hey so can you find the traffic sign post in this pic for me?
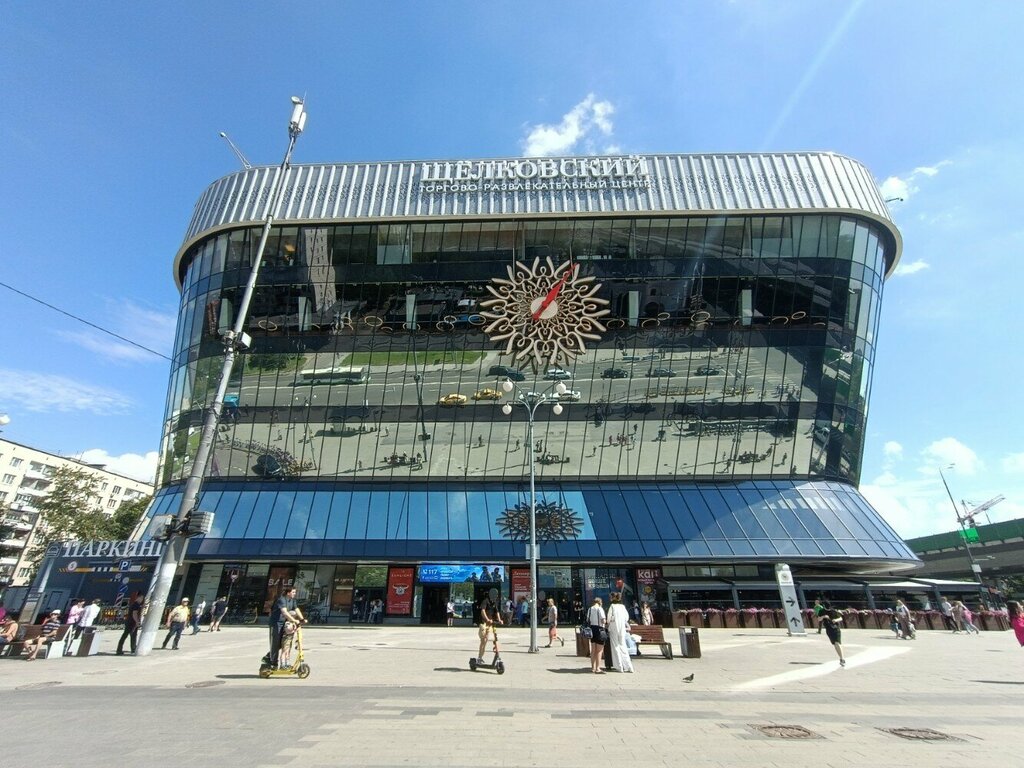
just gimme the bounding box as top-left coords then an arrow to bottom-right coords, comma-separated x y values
775,563 -> 806,636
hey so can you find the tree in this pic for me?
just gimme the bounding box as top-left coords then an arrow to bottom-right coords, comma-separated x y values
28,467 -> 148,564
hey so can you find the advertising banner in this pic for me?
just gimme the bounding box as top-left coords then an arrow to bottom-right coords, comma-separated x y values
636,566 -> 662,604
418,563 -> 505,583
511,568 -> 531,603
387,567 -> 415,615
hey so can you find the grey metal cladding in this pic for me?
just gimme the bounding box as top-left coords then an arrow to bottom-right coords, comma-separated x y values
180,151 -> 900,258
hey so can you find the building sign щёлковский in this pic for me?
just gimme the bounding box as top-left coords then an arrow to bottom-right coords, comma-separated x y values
419,156 -> 652,194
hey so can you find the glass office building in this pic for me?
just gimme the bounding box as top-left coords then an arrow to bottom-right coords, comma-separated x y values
147,153 -> 919,623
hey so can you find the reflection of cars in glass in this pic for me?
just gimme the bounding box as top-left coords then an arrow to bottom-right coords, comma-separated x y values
602,368 -> 630,379
438,393 -> 468,407
544,367 -> 573,380
488,365 -> 525,381
696,366 -> 722,375
254,453 -> 285,478
813,424 -> 831,442
647,367 -> 676,377
558,390 -> 582,402
472,388 -> 503,401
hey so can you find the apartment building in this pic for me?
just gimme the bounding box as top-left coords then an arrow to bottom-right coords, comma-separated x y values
0,437 -> 154,586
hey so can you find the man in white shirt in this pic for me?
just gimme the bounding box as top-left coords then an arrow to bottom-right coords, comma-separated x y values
79,598 -> 101,630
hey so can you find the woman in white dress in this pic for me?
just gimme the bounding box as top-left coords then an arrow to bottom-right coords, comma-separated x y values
606,592 -> 634,673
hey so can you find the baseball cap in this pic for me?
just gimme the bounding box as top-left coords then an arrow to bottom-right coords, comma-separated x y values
50,610 -> 61,615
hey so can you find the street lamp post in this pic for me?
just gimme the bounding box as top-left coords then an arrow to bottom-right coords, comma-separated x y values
938,465 -> 986,601
137,97 -> 307,656
501,378 -> 566,653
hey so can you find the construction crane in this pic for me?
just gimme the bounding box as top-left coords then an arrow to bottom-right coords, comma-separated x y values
959,495 -> 1005,528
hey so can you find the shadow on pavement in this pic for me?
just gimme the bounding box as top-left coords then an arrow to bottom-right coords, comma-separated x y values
547,667 -> 598,674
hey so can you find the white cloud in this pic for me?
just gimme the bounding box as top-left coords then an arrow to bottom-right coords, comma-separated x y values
878,159 -> 952,204
892,259 -> 930,277
920,437 -> 982,476
861,482 -> 951,539
1001,453 -> 1024,473
522,94 -> 617,157
77,448 -> 158,485
56,300 -> 176,363
0,369 -> 133,415
883,441 -> 903,461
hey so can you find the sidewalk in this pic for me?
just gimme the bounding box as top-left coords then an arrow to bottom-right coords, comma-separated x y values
2,624 -> 1021,767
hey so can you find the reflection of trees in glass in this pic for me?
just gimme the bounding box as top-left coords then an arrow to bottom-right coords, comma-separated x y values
245,352 -> 306,372
354,564 -> 388,587
497,500 -> 583,541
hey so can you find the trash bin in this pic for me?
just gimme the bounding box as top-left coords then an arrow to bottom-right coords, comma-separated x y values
677,625 -> 701,659
76,628 -> 104,657
575,629 -> 591,657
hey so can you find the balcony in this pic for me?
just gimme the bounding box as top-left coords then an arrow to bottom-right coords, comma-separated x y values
1,538 -> 27,550
0,556 -> 19,568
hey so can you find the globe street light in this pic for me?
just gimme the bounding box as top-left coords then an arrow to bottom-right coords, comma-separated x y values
502,377 -> 566,653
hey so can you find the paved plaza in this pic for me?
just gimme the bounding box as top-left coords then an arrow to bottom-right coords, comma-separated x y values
1,624 -> 1021,767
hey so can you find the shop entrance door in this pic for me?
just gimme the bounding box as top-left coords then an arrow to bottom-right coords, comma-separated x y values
421,585 -> 449,625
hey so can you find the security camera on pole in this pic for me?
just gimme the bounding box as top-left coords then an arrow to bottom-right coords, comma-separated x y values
137,96 -> 308,655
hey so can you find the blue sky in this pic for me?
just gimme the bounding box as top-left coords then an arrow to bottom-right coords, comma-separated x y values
1,2 -> 1021,538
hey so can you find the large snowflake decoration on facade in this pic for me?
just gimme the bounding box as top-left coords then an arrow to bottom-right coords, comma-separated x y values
479,257 -> 609,369
496,499 -> 584,541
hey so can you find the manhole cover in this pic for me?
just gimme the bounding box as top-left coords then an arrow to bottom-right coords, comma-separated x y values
16,681 -> 63,691
752,724 -> 818,739
186,680 -> 226,689
881,727 -> 955,741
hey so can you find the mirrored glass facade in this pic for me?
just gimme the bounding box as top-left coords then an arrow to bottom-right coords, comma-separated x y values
149,154 -> 918,614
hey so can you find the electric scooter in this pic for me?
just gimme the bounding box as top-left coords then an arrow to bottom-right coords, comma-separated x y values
469,626 -> 505,674
259,624 -> 311,679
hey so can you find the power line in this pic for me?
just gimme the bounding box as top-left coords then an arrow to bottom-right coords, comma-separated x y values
0,280 -> 172,362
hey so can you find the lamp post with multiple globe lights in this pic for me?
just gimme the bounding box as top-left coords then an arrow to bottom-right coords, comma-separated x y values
500,378 -> 567,653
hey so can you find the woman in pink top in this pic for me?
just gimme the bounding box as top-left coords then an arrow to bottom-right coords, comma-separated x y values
1008,601 -> 1024,647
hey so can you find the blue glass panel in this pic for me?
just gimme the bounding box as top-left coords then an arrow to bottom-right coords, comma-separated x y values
365,492 -> 389,538
602,489 -> 638,540
384,491 -> 409,539
725,489 -> 769,538
598,540 -> 624,557
838,539 -> 867,556
324,492 -> 351,538
243,492 -> 278,538
551,540 -> 579,558
301,540 -> 325,556
703,490 -> 745,538
729,539 -> 755,556
817,538 -> 844,555
562,491 -> 594,539
622,489 -> 659,540
198,491 -> 225,537
263,491 -> 296,538
663,540 -> 688,557
620,540 -> 647,557
773,539 -> 799,556
223,494 -> 255,537
680,490 -> 726,538
448,489 -> 470,540
347,491 -> 371,539
795,539 -> 823,556
765,493 -> 812,538
277,540 -> 302,556
303,491 -> 329,540
643,490 -> 681,537
778,490 -> 831,538
859,540 -> 885,557
660,490 -> 698,538
800,490 -> 854,538
582,490 -> 618,539
284,492 -> 312,538
739,489 -> 787,538
577,540 -> 602,557
684,540 -> 711,557
707,540 -> 733,556
427,540 -> 449,557
843,491 -> 892,539
406,492 -> 427,540
464,490 -> 489,539
749,539 -> 778,555
427,491 -> 449,540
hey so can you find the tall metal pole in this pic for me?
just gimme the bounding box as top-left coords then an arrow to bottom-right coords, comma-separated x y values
527,407 -> 538,653
939,466 -> 985,601
137,97 -> 307,656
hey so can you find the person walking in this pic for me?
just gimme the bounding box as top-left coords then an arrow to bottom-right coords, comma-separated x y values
939,596 -> 959,632
209,596 -> 228,632
606,592 -> 634,673
1007,600 -> 1024,648
65,598 -> 85,629
894,599 -> 913,639
161,598 -> 190,650
820,606 -> 846,667
956,601 -> 980,634
116,592 -> 145,655
446,599 -> 456,627
191,597 -> 207,634
544,598 -> 564,648
641,601 -> 654,626
586,597 -> 607,674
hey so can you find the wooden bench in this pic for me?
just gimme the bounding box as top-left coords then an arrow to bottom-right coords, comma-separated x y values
629,624 -> 674,659
3,624 -> 72,660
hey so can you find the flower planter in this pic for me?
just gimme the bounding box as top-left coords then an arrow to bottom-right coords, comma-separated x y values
724,612 -> 740,628
686,610 -> 705,629
741,612 -> 758,628
774,610 -> 786,628
706,612 -> 725,628
843,613 -> 861,629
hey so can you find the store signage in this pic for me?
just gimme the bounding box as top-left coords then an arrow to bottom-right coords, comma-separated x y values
511,568 -> 531,602
59,540 -> 164,559
387,567 -> 415,615
419,155 -> 652,194
418,563 -> 505,583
